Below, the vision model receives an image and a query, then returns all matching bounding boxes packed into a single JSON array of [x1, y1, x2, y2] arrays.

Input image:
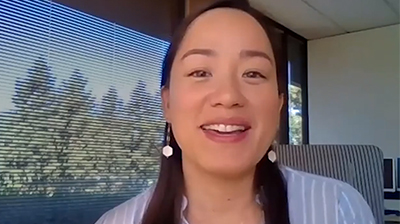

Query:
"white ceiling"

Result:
[[250, 0, 400, 40]]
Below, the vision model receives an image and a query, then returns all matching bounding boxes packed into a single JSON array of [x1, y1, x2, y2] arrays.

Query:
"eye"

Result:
[[243, 71, 266, 79], [187, 70, 212, 78]]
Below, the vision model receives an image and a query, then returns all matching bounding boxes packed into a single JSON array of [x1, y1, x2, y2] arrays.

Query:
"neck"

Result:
[[182, 158, 262, 224]]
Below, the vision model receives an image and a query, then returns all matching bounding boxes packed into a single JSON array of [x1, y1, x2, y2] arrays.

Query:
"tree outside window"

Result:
[[288, 61, 303, 145]]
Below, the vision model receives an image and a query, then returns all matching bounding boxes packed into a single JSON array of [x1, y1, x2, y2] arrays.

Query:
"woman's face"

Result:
[[162, 8, 283, 177]]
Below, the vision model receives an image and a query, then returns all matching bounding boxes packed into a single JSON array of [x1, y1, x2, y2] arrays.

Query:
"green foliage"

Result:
[[289, 84, 302, 145], [0, 58, 163, 196]]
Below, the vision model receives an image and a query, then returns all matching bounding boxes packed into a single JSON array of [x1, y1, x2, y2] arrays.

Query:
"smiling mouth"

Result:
[[201, 124, 250, 134], [200, 123, 251, 143]]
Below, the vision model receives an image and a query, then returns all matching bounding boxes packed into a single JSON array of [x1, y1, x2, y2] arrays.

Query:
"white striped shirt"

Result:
[[95, 166, 375, 224]]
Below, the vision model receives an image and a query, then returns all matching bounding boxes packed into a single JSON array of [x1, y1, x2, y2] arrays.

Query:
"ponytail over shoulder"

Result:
[[255, 148, 290, 224], [141, 127, 183, 224], [142, 1, 290, 224]]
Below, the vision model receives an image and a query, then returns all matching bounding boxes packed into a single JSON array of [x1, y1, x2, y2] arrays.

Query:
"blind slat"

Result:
[[0, 0, 168, 223]]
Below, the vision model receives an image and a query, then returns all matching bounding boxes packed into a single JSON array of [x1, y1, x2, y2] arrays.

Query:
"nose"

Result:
[[209, 78, 246, 109]]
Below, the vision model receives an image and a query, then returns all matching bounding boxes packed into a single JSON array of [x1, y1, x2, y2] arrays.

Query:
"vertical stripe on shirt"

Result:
[[334, 184, 339, 224], [322, 181, 328, 224], [311, 179, 316, 224], [301, 174, 307, 224]]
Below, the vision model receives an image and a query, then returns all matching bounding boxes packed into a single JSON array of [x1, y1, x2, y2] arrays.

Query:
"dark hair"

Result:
[[141, 1, 290, 224]]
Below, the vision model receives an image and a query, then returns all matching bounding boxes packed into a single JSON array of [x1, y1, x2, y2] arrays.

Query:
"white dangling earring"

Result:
[[268, 130, 279, 163], [162, 124, 173, 158], [268, 149, 277, 163]]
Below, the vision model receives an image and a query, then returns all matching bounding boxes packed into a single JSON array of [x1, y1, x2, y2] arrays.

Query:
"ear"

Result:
[[278, 93, 284, 112], [161, 86, 171, 122], [276, 93, 285, 138]]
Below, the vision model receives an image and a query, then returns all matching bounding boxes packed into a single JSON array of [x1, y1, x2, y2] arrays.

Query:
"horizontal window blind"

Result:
[[0, 0, 169, 223]]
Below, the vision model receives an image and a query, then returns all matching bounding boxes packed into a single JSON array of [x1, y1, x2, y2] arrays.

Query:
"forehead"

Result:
[[178, 8, 272, 53]]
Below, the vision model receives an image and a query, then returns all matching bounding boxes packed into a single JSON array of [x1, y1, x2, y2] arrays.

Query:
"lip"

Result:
[[200, 117, 251, 143]]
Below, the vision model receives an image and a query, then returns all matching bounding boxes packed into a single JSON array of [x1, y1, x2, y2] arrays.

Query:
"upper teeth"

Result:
[[202, 124, 246, 132]]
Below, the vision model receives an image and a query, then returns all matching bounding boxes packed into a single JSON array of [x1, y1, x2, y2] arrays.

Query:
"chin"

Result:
[[202, 159, 255, 178]]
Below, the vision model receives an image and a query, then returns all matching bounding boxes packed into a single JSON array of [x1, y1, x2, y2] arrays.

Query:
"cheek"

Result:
[[168, 84, 203, 124], [167, 86, 205, 156], [262, 97, 281, 117], [250, 95, 281, 155], [253, 92, 282, 129]]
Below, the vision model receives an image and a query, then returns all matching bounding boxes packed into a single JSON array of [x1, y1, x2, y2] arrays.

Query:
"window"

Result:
[[0, 1, 168, 223], [287, 36, 308, 145], [262, 19, 308, 145], [288, 63, 303, 145]]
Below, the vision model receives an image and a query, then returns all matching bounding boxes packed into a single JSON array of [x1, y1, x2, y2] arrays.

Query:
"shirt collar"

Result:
[[180, 194, 262, 214]]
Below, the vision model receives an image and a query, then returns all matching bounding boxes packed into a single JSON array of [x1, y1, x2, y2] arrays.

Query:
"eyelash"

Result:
[[187, 70, 211, 78], [243, 71, 266, 79], [187, 70, 266, 79]]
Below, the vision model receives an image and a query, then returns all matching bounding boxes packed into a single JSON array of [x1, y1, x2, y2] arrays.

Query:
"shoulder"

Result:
[[282, 166, 375, 224], [282, 165, 358, 190], [335, 180, 376, 224], [95, 186, 154, 224]]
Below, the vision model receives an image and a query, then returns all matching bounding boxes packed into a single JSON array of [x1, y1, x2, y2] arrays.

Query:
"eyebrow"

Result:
[[180, 48, 216, 60], [180, 48, 272, 62], [239, 50, 272, 62]]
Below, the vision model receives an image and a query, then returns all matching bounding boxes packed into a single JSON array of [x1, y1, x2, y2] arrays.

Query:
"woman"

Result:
[[96, 0, 375, 224]]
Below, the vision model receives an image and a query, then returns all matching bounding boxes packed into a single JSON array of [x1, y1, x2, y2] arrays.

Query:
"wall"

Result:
[[308, 24, 400, 210], [54, 0, 184, 41], [185, 0, 218, 15]]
